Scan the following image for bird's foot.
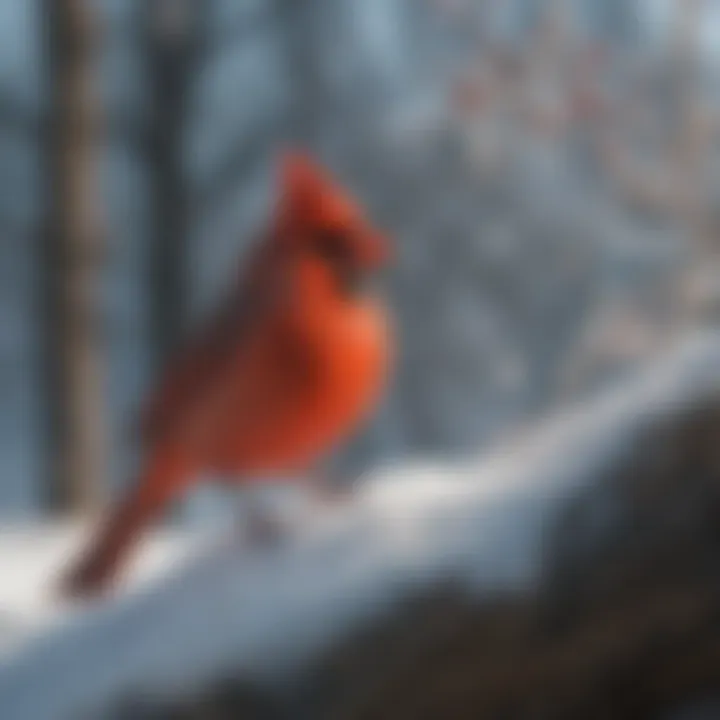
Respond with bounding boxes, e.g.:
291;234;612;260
310;479;355;506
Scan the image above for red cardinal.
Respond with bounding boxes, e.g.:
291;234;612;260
62;151;392;597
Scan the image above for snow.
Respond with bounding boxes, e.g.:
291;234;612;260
0;524;205;660
1;331;720;720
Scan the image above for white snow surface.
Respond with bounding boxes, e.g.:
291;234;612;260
2;332;720;720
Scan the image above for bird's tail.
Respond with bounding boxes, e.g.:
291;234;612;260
61;446;192;598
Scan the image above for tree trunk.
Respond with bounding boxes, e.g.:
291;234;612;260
142;0;208;373
40;0;108;514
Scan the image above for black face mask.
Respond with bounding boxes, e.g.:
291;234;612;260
314;230;378;298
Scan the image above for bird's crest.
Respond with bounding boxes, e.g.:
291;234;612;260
278;150;390;267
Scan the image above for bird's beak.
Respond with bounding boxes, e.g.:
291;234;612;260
358;231;392;268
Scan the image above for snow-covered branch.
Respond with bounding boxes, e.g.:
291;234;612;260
3;333;720;720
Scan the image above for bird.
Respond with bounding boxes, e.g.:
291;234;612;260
62;150;392;598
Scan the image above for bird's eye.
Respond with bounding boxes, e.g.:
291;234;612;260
315;229;350;262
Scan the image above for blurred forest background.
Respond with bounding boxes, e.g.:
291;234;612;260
1;0;719;520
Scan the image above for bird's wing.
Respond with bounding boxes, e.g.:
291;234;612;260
138;242;285;446
138;314;234;447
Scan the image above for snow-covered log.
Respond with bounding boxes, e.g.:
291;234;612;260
4;333;720;719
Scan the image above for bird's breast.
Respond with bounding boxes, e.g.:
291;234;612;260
210;297;390;476
310;298;391;431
